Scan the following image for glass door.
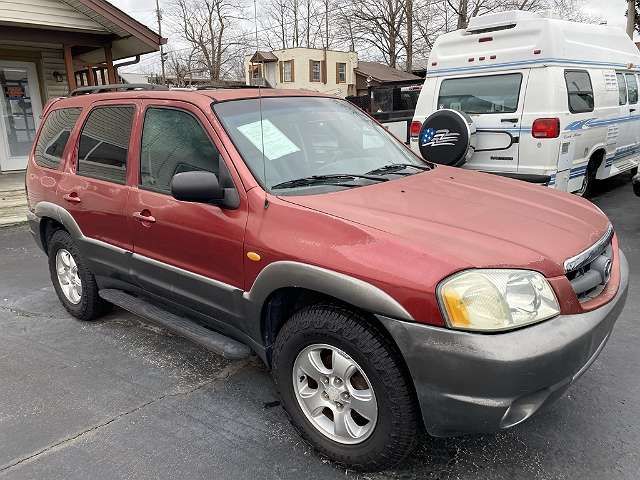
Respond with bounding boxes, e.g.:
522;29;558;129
0;61;43;172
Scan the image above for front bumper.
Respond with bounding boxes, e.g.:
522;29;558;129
379;250;629;437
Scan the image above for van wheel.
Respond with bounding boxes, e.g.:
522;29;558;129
272;304;419;471
48;230;110;321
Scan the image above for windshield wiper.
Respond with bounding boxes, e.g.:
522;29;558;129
271;174;388;190
365;163;431;176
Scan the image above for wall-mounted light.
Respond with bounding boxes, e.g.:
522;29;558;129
52;71;64;83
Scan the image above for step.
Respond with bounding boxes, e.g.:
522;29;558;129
0;206;29;218
0;214;28;227
98;289;251;360
0;198;28;209
0;190;26;201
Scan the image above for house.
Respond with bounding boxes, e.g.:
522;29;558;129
0;0;164;173
354;61;422;97
244;47;358;97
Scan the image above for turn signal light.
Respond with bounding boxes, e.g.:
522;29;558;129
532;118;560;138
410;121;422;138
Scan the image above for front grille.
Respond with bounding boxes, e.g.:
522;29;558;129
564;225;614;303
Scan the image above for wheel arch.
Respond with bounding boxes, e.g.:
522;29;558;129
244;261;414;364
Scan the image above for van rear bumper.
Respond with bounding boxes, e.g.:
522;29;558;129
378;250;628;437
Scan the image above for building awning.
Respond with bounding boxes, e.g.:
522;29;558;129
0;0;165;64
250;51;279;63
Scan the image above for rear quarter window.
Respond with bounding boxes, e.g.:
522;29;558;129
437;73;522;114
33;108;82;169
564;70;594;113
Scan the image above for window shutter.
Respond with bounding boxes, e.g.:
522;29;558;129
335;64;339;84
309;60;313;81
321;60;327;84
279;61;283;83
291;60;295;82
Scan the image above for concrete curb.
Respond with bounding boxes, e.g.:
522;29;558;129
0;216;28;228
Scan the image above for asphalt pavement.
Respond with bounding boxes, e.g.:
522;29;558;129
0;175;638;479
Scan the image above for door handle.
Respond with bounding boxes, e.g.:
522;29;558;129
501;118;519;123
62;193;81;204
631;108;636;113
133;211;156;224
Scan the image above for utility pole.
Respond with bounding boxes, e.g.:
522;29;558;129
405;0;413;72
627;0;636;39
155;0;166;85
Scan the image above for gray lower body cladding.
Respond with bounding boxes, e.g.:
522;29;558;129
379;250;629;437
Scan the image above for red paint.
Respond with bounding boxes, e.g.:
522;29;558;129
26;89;617;327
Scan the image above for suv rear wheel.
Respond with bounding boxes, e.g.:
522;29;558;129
48;230;109;321
272;304;419;470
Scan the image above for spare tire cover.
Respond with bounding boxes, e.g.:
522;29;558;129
418;109;476;167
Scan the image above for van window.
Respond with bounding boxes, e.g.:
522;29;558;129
564;70;594;113
77;106;134;184
34;108;82;169
625;73;638;104
437;73;522;114
616;73;628;105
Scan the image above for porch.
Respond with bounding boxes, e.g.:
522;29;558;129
0;0;164;173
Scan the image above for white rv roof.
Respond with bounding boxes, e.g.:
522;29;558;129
427;10;640;77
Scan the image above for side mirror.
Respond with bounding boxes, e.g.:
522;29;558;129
171;171;225;204
633;173;640;197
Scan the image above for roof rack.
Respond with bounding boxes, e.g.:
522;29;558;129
69;83;169;96
194;84;269;90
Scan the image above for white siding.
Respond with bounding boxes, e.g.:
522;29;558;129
0;0;107;32
41;49;69;98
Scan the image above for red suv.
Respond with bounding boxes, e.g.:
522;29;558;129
26;85;628;471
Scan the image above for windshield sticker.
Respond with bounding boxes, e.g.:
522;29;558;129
237;119;300;160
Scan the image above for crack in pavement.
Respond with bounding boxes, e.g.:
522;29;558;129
0;357;254;474
0;305;59;320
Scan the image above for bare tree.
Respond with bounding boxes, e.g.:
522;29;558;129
171;0;248;80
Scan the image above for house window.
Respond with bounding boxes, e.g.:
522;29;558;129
281;60;294;82
336;63;347;84
310;60;321;82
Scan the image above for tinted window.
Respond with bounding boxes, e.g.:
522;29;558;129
140;108;221;193
77;106;134;184
34;108;81;169
564;70;594;113
438;73;522;114
626;73;638;104
616;72;627;105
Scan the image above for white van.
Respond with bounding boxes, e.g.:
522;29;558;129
410;10;640;195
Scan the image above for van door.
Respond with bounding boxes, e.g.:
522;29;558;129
435;70;528;173
614;72;632;164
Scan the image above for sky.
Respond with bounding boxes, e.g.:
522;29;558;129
108;0;634;74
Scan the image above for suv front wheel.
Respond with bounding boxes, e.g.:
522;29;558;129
48;230;109;321
272;304;419;470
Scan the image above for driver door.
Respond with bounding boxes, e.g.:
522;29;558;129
126;100;248;324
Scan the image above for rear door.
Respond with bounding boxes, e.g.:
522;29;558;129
57;100;138;279
435;71;528;173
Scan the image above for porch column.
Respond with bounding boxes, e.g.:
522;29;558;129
104;45;117;84
86;65;96;86
63;45;77;91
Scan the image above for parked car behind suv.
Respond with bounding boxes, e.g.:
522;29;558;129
26;85;628;471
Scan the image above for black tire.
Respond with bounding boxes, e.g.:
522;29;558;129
272;304;419;471
48;230;110;321
575;161;597;198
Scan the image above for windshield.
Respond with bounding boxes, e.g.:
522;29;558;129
438;73;522;114
213;96;428;194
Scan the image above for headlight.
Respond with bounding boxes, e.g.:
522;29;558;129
438;269;560;332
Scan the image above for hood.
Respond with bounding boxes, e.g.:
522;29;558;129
281;167;611;277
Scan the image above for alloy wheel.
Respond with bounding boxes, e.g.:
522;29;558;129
55;248;82;305
292;343;378;444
